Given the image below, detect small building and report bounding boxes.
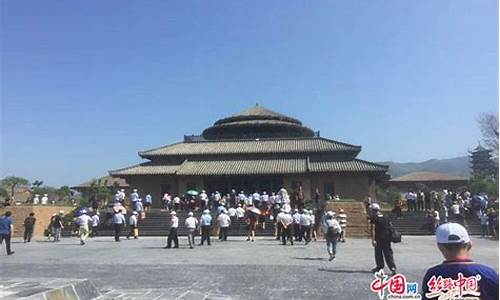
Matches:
[389,171,468,191]
[71,175,129,197]
[109,106,388,206]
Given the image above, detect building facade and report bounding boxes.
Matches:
[110,106,388,206]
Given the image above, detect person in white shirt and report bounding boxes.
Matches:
[77,211,92,245]
[162,193,170,210]
[244,194,253,207]
[261,192,269,206]
[33,194,40,205]
[112,210,126,242]
[432,209,440,232]
[217,210,231,241]
[199,191,209,210]
[113,191,121,203]
[269,192,277,205]
[324,211,342,261]
[479,212,489,237]
[337,209,348,242]
[292,209,302,242]
[127,211,139,239]
[166,211,179,248]
[227,206,237,220]
[278,208,294,245]
[91,212,100,237]
[238,191,246,206]
[173,196,181,210]
[185,212,198,249]
[41,194,48,205]
[236,204,245,219]
[118,189,126,204]
[310,211,317,242]
[130,189,139,204]
[300,210,312,244]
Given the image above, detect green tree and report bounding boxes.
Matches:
[469,176,499,198]
[1,176,30,197]
[0,187,8,198]
[89,179,113,203]
[57,186,71,202]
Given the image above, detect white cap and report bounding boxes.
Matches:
[133,189,137,192]
[170,211,176,215]
[436,223,470,244]
[326,211,334,217]
[203,209,210,214]
[59,210,64,214]
[370,203,380,211]
[132,211,138,215]
[188,212,193,217]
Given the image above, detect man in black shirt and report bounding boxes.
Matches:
[23,212,36,243]
[51,211,64,242]
[370,203,397,275]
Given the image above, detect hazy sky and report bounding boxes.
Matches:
[1,1,498,187]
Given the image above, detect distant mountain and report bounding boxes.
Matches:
[378,156,470,179]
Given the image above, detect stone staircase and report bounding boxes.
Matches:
[389,211,482,235]
[97,209,275,237]
[324,201,371,238]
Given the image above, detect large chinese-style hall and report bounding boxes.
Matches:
[109,106,388,206]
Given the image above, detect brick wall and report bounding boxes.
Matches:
[0,205,73,238]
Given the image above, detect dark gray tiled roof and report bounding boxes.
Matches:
[139,137,360,157]
[110,158,387,176]
[109,163,180,176]
[176,159,307,175]
[309,159,388,173]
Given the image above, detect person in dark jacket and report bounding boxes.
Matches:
[370,203,397,275]
[23,212,36,243]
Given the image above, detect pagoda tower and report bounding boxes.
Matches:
[469,144,496,177]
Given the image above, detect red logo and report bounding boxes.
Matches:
[425,273,481,300]
[370,270,420,300]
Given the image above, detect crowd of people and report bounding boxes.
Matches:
[389,189,499,238]
[0,185,498,299]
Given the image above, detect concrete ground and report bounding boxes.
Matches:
[0,235,498,299]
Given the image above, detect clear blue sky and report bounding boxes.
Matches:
[1,1,498,187]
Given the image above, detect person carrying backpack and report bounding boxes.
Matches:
[324,211,342,261]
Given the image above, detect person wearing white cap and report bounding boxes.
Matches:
[76,210,92,245]
[112,209,126,242]
[324,211,341,261]
[41,194,49,205]
[421,223,498,300]
[165,211,179,248]
[369,203,397,275]
[127,211,139,240]
[199,209,212,246]
[185,212,198,249]
[33,194,40,205]
[217,210,231,241]
[130,189,139,204]
[51,211,64,242]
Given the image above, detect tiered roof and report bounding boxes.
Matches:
[109,105,388,177]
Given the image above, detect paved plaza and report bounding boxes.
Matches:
[0,236,498,299]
